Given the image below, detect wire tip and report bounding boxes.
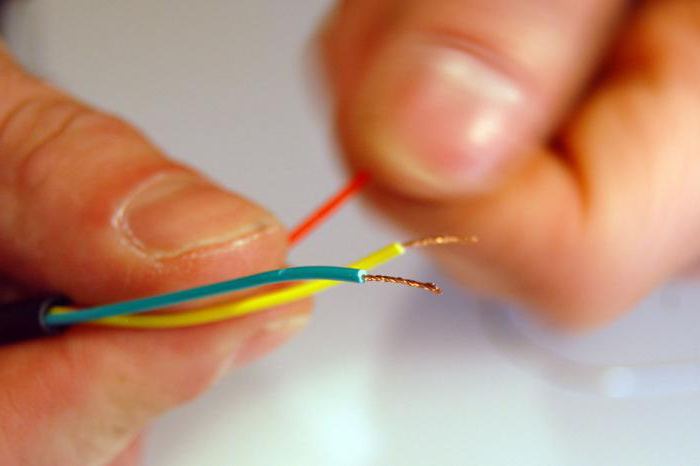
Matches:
[403,235,479,249]
[363,274,442,295]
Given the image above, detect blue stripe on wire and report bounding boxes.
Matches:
[45,266,367,326]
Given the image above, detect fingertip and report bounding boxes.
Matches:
[329,0,627,200]
[348,37,542,199]
[116,172,284,261]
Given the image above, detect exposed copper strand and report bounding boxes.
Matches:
[402,235,479,249]
[363,274,442,295]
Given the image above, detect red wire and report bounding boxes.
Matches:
[288,171,370,245]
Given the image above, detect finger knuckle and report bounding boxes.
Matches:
[0,93,147,195]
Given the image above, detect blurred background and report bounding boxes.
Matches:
[3,1,700,464]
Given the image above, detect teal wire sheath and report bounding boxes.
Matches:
[45,266,367,326]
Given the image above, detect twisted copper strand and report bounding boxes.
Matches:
[363,274,442,295]
[402,235,479,249]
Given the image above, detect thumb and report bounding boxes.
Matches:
[324,0,626,197]
[0,44,310,464]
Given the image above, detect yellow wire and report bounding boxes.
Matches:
[62,242,405,329]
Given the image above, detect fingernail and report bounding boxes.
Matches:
[231,312,310,369]
[357,42,535,195]
[118,173,279,258]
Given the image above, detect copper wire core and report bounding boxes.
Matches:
[402,235,479,249]
[363,274,442,295]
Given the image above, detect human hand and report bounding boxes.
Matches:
[320,0,700,328]
[0,44,310,465]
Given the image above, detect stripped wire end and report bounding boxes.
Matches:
[363,274,442,295]
[403,235,479,249]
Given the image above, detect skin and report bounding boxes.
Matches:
[1,0,699,463]
[320,0,700,327]
[0,44,311,464]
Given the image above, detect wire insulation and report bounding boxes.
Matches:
[88,242,406,328]
[288,171,370,245]
[46,266,367,326]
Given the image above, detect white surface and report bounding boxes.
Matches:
[5,1,700,465]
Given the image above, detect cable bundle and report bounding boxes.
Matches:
[0,173,477,343]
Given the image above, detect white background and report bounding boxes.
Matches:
[5,1,700,465]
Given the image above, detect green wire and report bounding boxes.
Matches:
[45,266,367,326]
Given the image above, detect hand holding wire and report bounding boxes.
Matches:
[1,173,478,341]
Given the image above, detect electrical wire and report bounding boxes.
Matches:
[288,171,370,245]
[45,266,368,326]
[85,242,407,328]
[45,172,378,330]
[47,236,477,329]
[43,155,475,331]
[0,170,478,342]
[87,237,476,329]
